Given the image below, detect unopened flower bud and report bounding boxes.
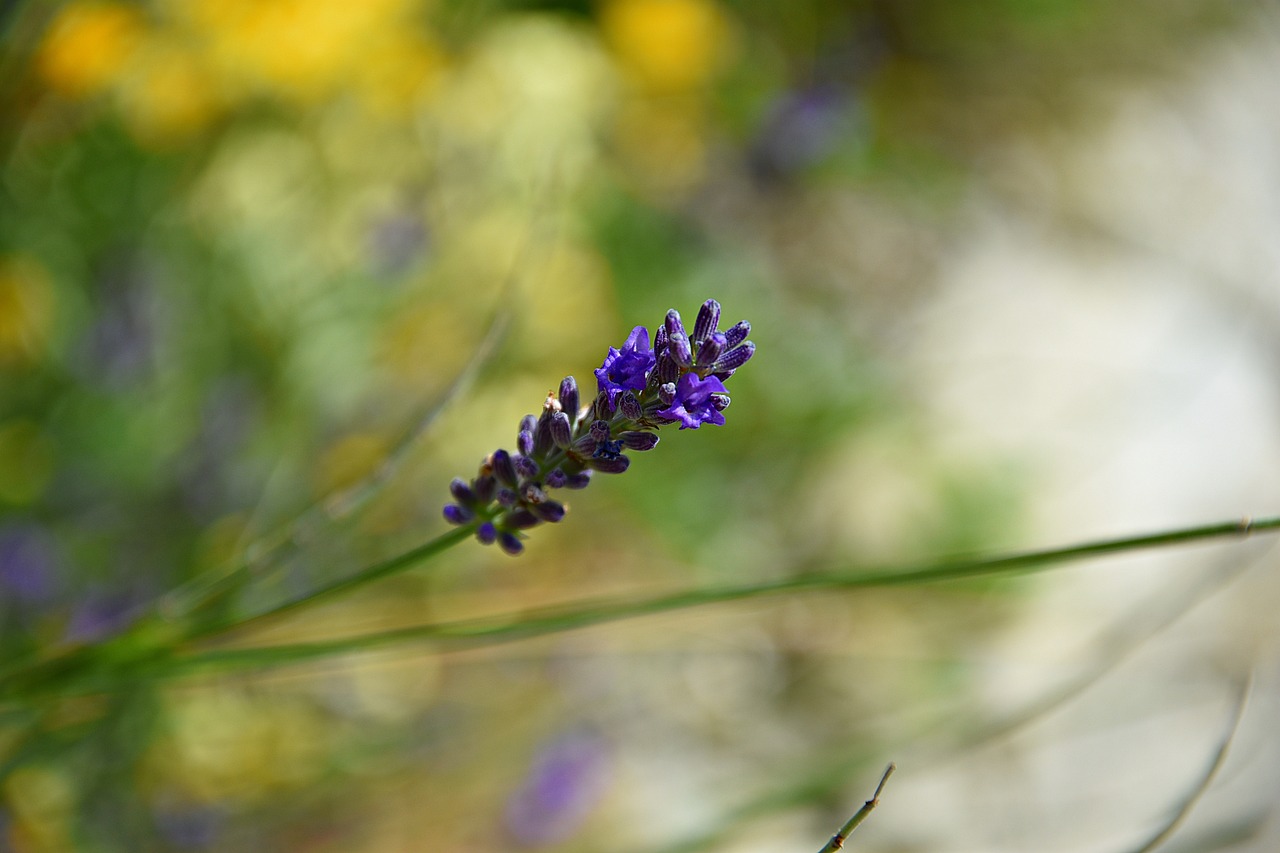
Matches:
[654,354,679,384]
[545,468,568,488]
[558,376,579,424]
[498,532,524,555]
[531,500,566,523]
[664,309,685,338]
[693,299,721,343]
[505,509,540,529]
[587,455,631,474]
[491,450,519,487]
[696,332,726,368]
[669,332,693,368]
[443,504,473,525]
[449,478,476,506]
[619,392,642,421]
[712,341,754,372]
[518,414,537,440]
[621,431,659,451]
[658,382,676,405]
[549,411,573,449]
[723,320,750,348]
[476,522,497,545]
[533,412,554,455]
[473,474,496,503]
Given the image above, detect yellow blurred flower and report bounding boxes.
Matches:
[116,37,223,146]
[179,0,424,105]
[150,689,330,803]
[600,0,731,92]
[613,97,708,195]
[0,255,55,368]
[350,29,446,116]
[36,1,144,98]
[4,766,74,851]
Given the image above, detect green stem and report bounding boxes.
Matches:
[818,764,895,852]
[0,525,474,702]
[162,514,1279,678]
[187,524,477,640]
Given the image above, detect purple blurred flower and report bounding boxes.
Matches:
[504,730,610,848]
[0,524,59,604]
[367,208,430,277]
[594,326,655,410]
[75,252,160,388]
[65,588,141,643]
[656,373,728,429]
[154,802,225,850]
[749,86,853,183]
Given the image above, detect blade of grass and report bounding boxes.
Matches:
[166,515,1280,677]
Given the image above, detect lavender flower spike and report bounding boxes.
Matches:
[442,299,755,554]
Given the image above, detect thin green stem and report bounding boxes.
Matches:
[818,763,895,852]
[187,524,477,640]
[160,514,1279,678]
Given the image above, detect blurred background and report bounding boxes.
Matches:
[3,0,1280,850]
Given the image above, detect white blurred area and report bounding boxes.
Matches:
[869,15,1280,853]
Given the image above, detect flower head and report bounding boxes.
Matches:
[443,299,754,554]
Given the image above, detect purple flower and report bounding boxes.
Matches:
[443,299,753,554]
[656,373,728,429]
[594,326,655,410]
[504,730,610,847]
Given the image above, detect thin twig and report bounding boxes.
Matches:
[645,547,1268,853]
[1120,676,1251,853]
[818,763,895,852]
